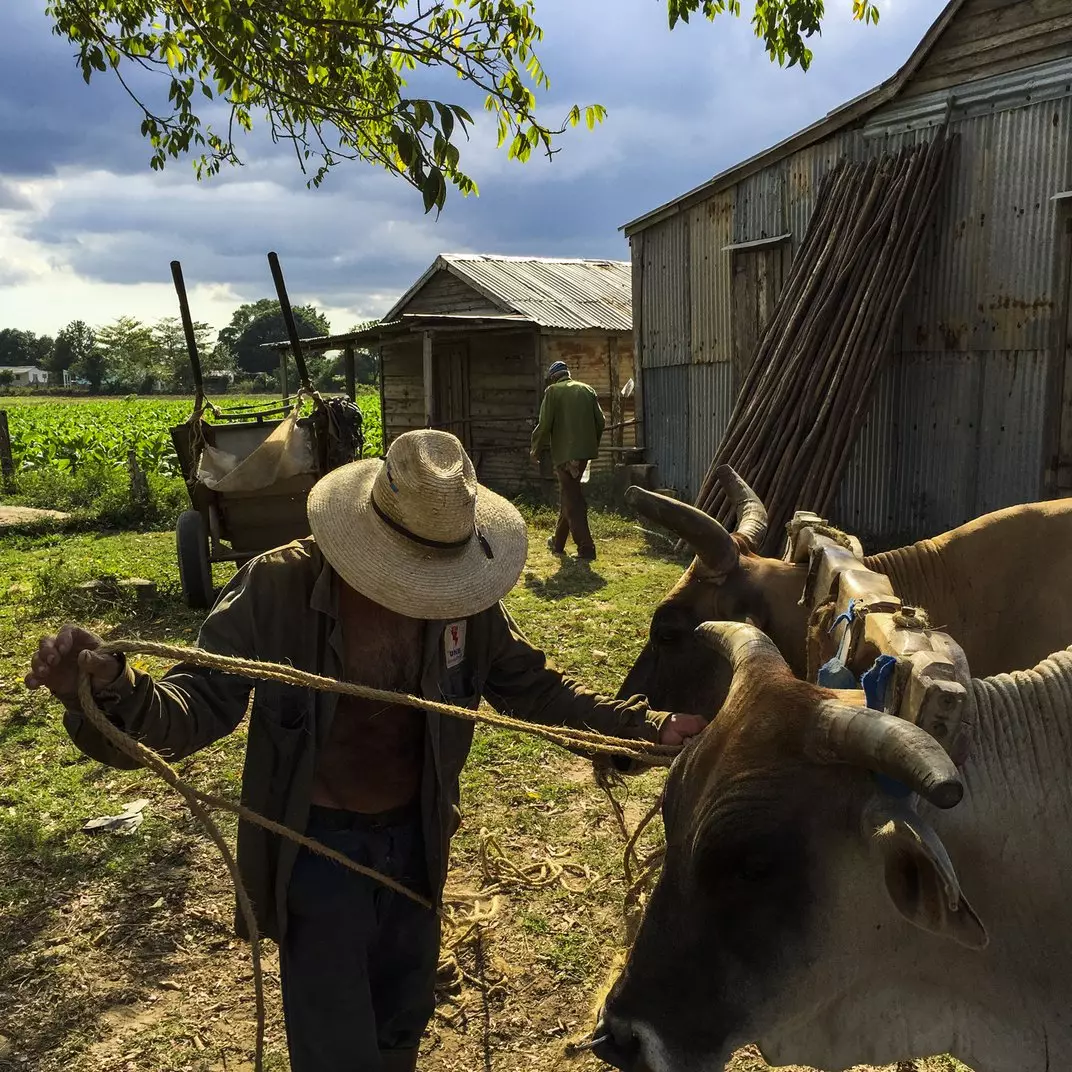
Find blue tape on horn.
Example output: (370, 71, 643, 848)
(861, 654, 912, 798)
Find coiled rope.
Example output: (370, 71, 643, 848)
(75, 639, 681, 1071)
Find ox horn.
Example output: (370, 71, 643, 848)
(806, 701, 964, 810)
(695, 621, 787, 673)
(625, 486, 738, 576)
(715, 464, 768, 551)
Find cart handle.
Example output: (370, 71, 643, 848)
(267, 251, 315, 397)
(170, 260, 206, 413)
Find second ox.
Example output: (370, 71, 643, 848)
(620, 468, 1072, 714)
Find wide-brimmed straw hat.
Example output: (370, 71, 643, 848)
(307, 429, 528, 619)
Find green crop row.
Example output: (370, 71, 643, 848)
(1, 393, 383, 480)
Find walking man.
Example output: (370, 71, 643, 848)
(530, 360, 605, 560)
(25, 429, 704, 1072)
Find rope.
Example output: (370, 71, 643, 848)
(74, 639, 682, 1071)
(101, 641, 680, 765)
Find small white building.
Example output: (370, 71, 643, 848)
(0, 366, 49, 386)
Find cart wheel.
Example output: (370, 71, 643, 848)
(176, 509, 213, 609)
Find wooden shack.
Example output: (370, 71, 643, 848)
(348, 254, 637, 496)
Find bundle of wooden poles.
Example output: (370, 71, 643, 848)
(687, 134, 958, 556)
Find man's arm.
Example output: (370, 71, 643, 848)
(31, 559, 268, 768)
(482, 604, 663, 745)
(530, 387, 554, 458)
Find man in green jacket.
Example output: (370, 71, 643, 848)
(25, 429, 704, 1072)
(530, 360, 605, 560)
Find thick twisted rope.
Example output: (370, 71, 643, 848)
(74, 639, 681, 1071)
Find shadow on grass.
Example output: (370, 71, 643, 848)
(523, 558, 609, 601)
(0, 602, 242, 1070)
(0, 789, 203, 1068)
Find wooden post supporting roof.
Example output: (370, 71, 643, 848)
(422, 331, 434, 428)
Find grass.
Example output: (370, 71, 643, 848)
(0, 391, 383, 530)
(0, 510, 972, 1072)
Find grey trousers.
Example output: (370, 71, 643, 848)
(281, 805, 440, 1072)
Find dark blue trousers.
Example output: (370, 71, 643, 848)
(281, 805, 440, 1072)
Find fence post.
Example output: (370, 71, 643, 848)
(0, 410, 14, 492)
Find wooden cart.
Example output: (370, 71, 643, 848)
(169, 257, 363, 607)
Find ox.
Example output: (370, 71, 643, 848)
(621, 470, 1072, 713)
(596, 622, 1072, 1072)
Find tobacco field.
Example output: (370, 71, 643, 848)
(1, 394, 384, 480)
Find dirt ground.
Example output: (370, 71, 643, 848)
(0, 505, 69, 527)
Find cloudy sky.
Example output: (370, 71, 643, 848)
(0, 0, 942, 339)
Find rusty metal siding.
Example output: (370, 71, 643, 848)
(733, 165, 788, 244)
(875, 99, 1072, 356)
(688, 193, 735, 363)
(634, 67, 1069, 542)
(429, 255, 633, 331)
(687, 363, 736, 498)
(643, 365, 691, 494)
(640, 215, 691, 367)
(832, 350, 1049, 545)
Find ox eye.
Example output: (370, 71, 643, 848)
(651, 614, 689, 645)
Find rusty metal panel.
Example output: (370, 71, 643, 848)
(440, 254, 632, 332)
(976, 349, 1049, 513)
(639, 215, 691, 367)
(687, 362, 736, 498)
(832, 350, 1048, 546)
(643, 365, 691, 494)
(689, 193, 734, 363)
(733, 164, 787, 244)
(867, 98, 1072, 355)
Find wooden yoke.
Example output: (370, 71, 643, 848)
(788, 511, 972, 766)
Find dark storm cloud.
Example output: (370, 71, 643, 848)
(0, 0, 941, 326)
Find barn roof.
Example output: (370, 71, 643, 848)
(383, 254, 633, 332)
(621, 0, 969, 236)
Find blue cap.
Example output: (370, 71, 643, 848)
(547, 360, 569, 380)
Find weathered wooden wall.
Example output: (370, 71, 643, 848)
(398, 270, 502, 317)
(904, 0, 1072, 97)
(540, 332, 637, 475)
(381, 337, 424, 446)
(382, 324, 637, 495)
(463, 329, 540, 493)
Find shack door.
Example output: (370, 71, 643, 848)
(731, 242, 791, 386)
(435, 339, 472, 452)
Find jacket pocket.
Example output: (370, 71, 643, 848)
(258, 682, 311, 732)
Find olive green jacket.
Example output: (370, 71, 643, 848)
(530, 378, 606, 467)
(63, 539, 661, 943)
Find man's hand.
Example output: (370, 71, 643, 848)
(657, 713, 708, 747)
(25, 625, 122, 708)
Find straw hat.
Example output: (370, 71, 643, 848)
(307, 429, 528, 619)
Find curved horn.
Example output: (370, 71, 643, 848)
(715, 465, 768, 551)
(806, 701, 964, 810)
(625, 486, 738, 576)
(695, 621, 787, 674)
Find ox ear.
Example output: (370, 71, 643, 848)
(865, 799, 989, 951)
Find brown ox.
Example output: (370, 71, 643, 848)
(620, 470, 1072, 714)
(595, 622, 1072, 1072)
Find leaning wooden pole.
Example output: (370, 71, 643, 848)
(675, 135, 957, 556)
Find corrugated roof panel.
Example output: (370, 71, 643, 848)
(440, 254, 633, 332)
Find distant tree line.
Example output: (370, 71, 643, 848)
(0, 301, 379, 395)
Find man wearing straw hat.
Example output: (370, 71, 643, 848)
(26, 429, 705, 1072)
(530, 360, 605, 560)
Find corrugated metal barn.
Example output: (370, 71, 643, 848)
(625, 0, 1072, 545)
(352, 254, 637, 496)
